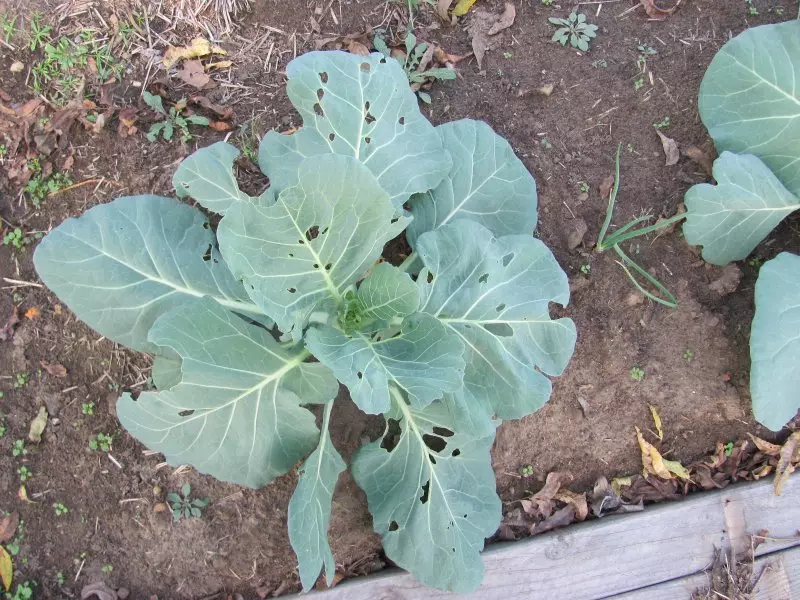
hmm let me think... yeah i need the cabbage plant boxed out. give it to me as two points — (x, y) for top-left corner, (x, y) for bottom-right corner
(682, 20), (800, 431)
(33, 51), (577, 592)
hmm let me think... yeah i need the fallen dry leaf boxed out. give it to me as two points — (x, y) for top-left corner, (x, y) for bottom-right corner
(436, 0), (454, 21)
(117, 107), (138, 138)
(709, 264), (742, 296)
(177, 59), (212, 89)
(591, 476), (643, 517)
(189, 96), (232, 119)
(639, 0), (680, 20)
(28, 406), (49, 443)
(163, 38), (227, 69)
(40, 360), (67, 378)
(488, 2), (515, 35)
(206, 60), (233, 70)
(521, 471), (573, 518)
(81, 581), (119, 600)
(635, 426), (689, 480)
(656, 130), (679, 166)
(345, 39), (370, 56)
(0, 513), (19, 544)
(748, 434), (782, 457)
(0, 546), (10, 592)
(774, 431), (799, 495)
(208, 121), (233, 132)
(649, 405), (663, 441)
(554, 488), (588, 521)
(17, 486), (36, 503)
(531, 505), (575, 535)
(599, 174), (615, 200)
(452, 0), (479, 16)
(153, 502), (167, 513)
(0, 308), (19, 342)
(566, 218), (588, 250)
(24, 307), (39, 319)
(685, 145), (714, 176)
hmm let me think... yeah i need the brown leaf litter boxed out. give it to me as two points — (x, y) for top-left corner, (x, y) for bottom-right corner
(466, 2), (516, 70)
(639, 0), (682, 20)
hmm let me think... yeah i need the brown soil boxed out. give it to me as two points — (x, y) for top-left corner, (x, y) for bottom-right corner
(1, 0), (798, 598)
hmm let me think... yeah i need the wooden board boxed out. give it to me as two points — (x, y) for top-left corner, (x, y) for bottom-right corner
(302, 476), (800, 600)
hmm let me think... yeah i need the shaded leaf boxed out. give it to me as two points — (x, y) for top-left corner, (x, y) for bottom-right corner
(0, 547), (10, 592)
(28, 406), (48, 443)
(774, 432), (799, 495)
(487, 3), (515, 35)
(451, 0), (479, 16)
(0, 513), (18, 544)
(649, 405), (663, 440)
(40, 361), (67, 378)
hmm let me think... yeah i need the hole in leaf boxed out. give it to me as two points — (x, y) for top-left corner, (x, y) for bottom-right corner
(452, 448), (461, 457)
(365, 136), (371, 144)
(317, 88), (324, 100)
(320, 227), (329, 235)
(389, 521), (399, 531)
(202, 244), (212, 262)
(398, 116), (405, 125)
(496, 303), (506, 312)
(319, 71), (328, 83)
(429, 453), (437, 465)
(426, 272), (434, 284)
(325, 263), (332, 271)
(379, 57), (387, 64)
(305, 226), (319, 241)
(365, 101), (370, 111)
(390, 217), (399, 224)
(365, 112), (376, 124)
(420, 480), (430, 504)
(432, 426), (454, 437)
(360, 62), (371, 72)
(313, 103), (324, 117)
(329, 133), (335, 141)
(288, 253), (294, 258)
(502, 253), (514, 267)
(422, 433), (447, 452)
(288, 287), (296, 293)
(202, 221), (210, 229)
(478, 273), (489, 284)
(298, 239), (305, 245)
(357, 371), (363, 379)
(484, 323), (513, 337)
(463, 514), (468, 519)
(313, 263), (320, 269)
(178, 410), (195, 417)
(381, 418), (401, 451)
(181, 182), (190, 189)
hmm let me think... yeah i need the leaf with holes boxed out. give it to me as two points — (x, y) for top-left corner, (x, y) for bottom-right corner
(173, 141), (262, 215)
(750, 252), (800, 431)
(306, 312), (465, 414)
(288, 402), (345, 591)
(218, 155), (408, 338)
(698, 21), (800, 197)
(258, 51), (452, 208)
(407, 120), (538, 248)
(117, 298), (338, 488)
(351, 390), (501, 593)
(683, 152), (800, 266)
(33, 195), (261, 354)
(416, 219), (577, 426)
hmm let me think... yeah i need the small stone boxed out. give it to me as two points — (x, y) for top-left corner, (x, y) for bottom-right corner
(566, 218), (588, 250)
(577, 192), (589, 202)
(153, 485), (162, 496)
(10, 61), (24, 73)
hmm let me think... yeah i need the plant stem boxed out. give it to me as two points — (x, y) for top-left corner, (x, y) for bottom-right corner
(603, 213), (686, 248)
(612, 244), (678, 308)
(398, 250), (418, 272)
(596, 143), (622, 250)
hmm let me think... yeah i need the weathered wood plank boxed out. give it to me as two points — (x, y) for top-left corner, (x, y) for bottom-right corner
(610, 546), (800, 600)
(303, 476), (800, 600)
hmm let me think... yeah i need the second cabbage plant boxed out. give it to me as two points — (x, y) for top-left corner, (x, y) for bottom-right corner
(33, 51), (576, 592)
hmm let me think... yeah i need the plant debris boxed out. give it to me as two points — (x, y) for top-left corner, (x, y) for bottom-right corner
(656, 130), (680, 166)
(466, 3), (516, 69)
(28, 406), (49, 443)
(0, 308), (20, 342)
(0, 546), (11, 592)
(176, 59), (213, 89)
(40, 360), (67, 378)
(0, 513), (19, 544)
(708, 264), (742, 296)
(163, 38), (227, 69)
(639, 0), (681, 20)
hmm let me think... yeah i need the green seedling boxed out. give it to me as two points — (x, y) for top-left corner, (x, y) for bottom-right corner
(595, 144), (685, 307)
(629, 367), (645, 381)
(168, 483), (210, 521)
(540, 137), (552, 149)
(549, 13), (598, 52)
(101, 564), (113, 573)
(56, 571), (65, 586)
(683, 349), (694, 361)
(144, 92), (210, 143)
(17, 465), (32, 481)
(637, 43), (658, 56)
(541, 0), (554, 5)
(7, 581), (34, 600)
(519, 464), (533, 477)
(89, 432), (113, 452)
(81, 401), (95, 416)
(591, 59), (607, 68)
(1, 12), (17, 43)
(579, 182), (589, 193)
(0, 143), (6, 158)
(12, 439), (26, 457)
(3, 228), (43, 251)
(745, 0), (758, 15)
(634, 78), (644, 90)
(14, 372), (29, 388)
(28, 11), (51, 51)
(653, 116), (670, 129)
(0, 417), (6, 438)
(53, 502), (68, 516)
(724, 441), (734, 456)
(579, 263), (591, 275)
(372, 31), (456, 104)
(503, 51), (513, 59)
(23, 159), (73, 207)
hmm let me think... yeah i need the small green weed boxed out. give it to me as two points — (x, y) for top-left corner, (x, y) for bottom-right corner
(23, 159), (74, 207)
(168, 483), (210, 521)
(12, 439), (26, 457)
(56, 571), (65, 586)
(637, 43), (658, 56)
(519, 464), (533, 477)
(144, 92), (210, 143)
(503, 51), (513, 59)
(541, 0), (554, 5)
(549, 13), (598, 52)
(626, 143), (634, 153)
(630, 366), (645, 381)
(17, 465), (32, 482)
(3, 228), (43, 252)
(747, 256), (762, 268)
(653, 116), (670, 129)
(0, 12), (17, 44)
(634, 78), (644, 90)
(81, 401), (95, 416)
(744, 0), (758, 15)
(0, 143), (6, 159)
(724, 441), (734, 456)
(0, 417), (6, 438)
(14, 372), (29, 388)
(101, 564), (113, 573)
(579, 181), (589, 193)
(7, 581), (34, 600)
(683, 349), (694, 361)
(89, 432), (113, 452)
(579, 263), (591, 275)
(28, 12), (51, 51)
(53, 502), (69, 516)
(591, 59), (607, 68)
(540, 137), (553, 150)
